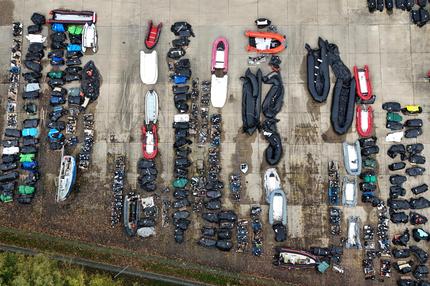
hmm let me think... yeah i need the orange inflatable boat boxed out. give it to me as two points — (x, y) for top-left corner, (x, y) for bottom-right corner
(245, 31), (286, 54)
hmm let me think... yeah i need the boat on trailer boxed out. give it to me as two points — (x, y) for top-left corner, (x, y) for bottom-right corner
(57, 155), (76, 202)
(273, 247), (319, 268)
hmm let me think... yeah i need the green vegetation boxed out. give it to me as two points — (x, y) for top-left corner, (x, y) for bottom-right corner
(0, 252), (126, 286)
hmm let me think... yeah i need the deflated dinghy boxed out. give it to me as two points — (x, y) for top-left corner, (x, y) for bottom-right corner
(140, 50), (158, 85)
(145, 90), (158, 124)
(262, 72), (284, 118)
(305, 38), (330, 103)
(210, 37), (229, 108)
(327, 42), (356, 135)
(356, 105), (373, 137)
(261, 119), (283, 166)
(241, 68), (262, 135)
(343, 141), (362, 176)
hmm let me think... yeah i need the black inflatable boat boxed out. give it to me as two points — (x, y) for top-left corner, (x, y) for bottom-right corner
(330, 78), (356, 135)
(241, 68), (262, 135)
(262, 72), (284, 118)
(305, 37), (330, 103)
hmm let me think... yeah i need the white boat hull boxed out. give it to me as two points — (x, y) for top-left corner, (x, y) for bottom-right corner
(140, 51), (158, 85)
(145, 90), (159, 124)
(210, 74), (228, 108)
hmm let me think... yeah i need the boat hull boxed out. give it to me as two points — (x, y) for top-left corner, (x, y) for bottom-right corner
(141, 124), (158, 159)
(211, 37), (229, 73)
(145, 90), (159, 124)
(273, 247), (319, 268)
(145, 21), (162, 50)
(356, 105), (373, 137)
(305, 38), (330, 103)
(210, 74), (228, 108)
(342, 141), (362, 176)
(57, 155), (76, 202)
(331, 78), (356, 135)
(353, 65), (372, 101)
(140, 51), (158, 85)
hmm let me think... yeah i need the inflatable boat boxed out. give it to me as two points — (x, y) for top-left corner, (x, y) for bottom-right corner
(353, 65), (372, 101)
(305, 38), (330, 103)
(82, 23), (98, 53)
(241, 68), (262, 135)
(262, 72), (284, 119)
(268, 189), (287, 226)
(145, 90), (159, 124)
(140, 50), (158, 85)
(123, 193), (140, 237)
(48, 9), (96, 24)
(356, 105), (373, 137)
(342, 141), (362, 176)
(210, 37), (229, 108)
(330, 78), (356, 135)
(145, 21), (162, 50)
(245, 31), (286, 54)
(141, 124), (158, 159)
(273, 248), (319, 268)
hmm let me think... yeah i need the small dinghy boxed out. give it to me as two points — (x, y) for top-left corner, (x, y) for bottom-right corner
(82, 23), (98, 53)
(353, 65), (372, 101)
(210, 37), (229, 108)
(245, 31), (286, 54)
(145, 90), (158, 124)
(305, 38), (330, 103)
(145, 21), (162, 50)
(140, 50), (158, 85)
(342, 141), (362, 176)
(273, 248), (319, 268)
(57, 155), (76, 202)
(141, 124), (158, 159)
(356, 105), (373, 137)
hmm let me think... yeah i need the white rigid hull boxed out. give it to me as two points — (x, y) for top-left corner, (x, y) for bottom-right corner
(264, 168), (281, 202)
(210, 74), (228, 108)
(145, 90), (159, 124)
(342, 141), (362, 176)
(140, 51), (158, 85)
(57, 156), (76, 202)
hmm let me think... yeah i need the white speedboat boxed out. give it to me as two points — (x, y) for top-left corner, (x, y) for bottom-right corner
(140, 50), (158, 85)
(210, 37), (229, 108)
(145, 90), (158, 124)
(57, 155), (76, 202)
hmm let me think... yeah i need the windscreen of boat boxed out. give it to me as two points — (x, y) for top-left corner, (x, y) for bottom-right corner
(360, 108), (369, 130)
(344, 182), (355, 203)
(358, 71), (368, 94)
(347, 145), (358, 170)
(272, 194), (284, 222)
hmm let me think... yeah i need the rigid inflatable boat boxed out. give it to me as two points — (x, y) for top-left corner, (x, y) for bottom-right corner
(273, 248), (319, 268)
(145, 90), (159, 124)
(245, 31), (286, 54)
(210, 37), (229, 108)
(353, 65), (372, 101)
(145, 21), (162, 50)
(141, 124), (158, 159)
(264, 168), (282, 202)
(356, 105), (373, 137)
(140, 50), (158, 85)
(342, 176), (357, 207)
(305, 38), (330, 103)
(330, 78), (356, 135)
(342, 141), (362, 176)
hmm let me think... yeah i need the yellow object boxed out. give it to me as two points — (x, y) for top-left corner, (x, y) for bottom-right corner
(405, 105), (420, 112)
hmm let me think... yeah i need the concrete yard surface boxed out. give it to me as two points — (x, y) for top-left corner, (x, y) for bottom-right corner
(0, 0), (430, 285)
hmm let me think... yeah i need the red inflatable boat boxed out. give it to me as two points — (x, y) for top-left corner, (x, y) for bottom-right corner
(141, 124), (158, 159)
(245, 31), (286, 54)
(356, 105), (373, 137)
(353, 65), (372, 101)
(145, 21), (162, 50)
